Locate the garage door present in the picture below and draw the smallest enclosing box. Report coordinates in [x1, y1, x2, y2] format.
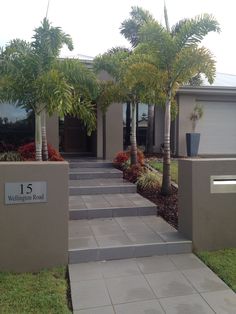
[197, 101, 236, 154]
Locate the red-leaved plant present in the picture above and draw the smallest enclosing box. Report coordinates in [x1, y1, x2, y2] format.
[18, 142, 64, 161]
[114, 149, 145, 169]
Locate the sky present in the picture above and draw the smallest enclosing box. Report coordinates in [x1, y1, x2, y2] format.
[1, 0, 236, 74]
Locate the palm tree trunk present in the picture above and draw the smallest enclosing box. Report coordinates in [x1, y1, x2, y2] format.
[35, 111, 42, 161]
[41, 109, 49, 161]
[146, 104, 154, 153]
[161, 92, 172, 195]
[130, 101, 138, 165]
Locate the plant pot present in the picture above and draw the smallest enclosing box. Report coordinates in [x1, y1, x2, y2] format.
[186, 133, 200, 157]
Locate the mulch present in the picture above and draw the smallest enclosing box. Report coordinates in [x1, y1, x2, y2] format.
[116, 159, 179, 230]
[138, 185, 178, 230]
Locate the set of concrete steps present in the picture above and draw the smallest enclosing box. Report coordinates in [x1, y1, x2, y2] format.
[68, 159, 192, 264]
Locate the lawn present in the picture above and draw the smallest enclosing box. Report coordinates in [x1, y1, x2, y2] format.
[148, 159, 178, 183]
[0, 266, 71, 313]
[198, 249, 236, 292]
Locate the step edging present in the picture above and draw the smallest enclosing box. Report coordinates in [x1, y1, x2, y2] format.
[69, 206, 157, 219]
[68, 241, 192, 263]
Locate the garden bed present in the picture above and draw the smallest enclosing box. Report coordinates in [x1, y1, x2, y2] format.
[114, 151, 179, 229]
[138, 185, 178, 229]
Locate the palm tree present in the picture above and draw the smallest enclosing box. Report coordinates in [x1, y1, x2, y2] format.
[32, 18, 74, 160]
[94, 48, 161, 165]
[139, 6, 220, 194]
[121, 6, 156, 153]
[0, 19, 97, 161]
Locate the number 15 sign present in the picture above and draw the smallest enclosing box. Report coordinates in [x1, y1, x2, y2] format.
[5, 182, 47, 205]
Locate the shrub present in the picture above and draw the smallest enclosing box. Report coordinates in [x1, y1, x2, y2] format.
[0, 151, 23, 161]
[137, 170, 161, 190]
[113, 151, 129, 168]
[18, 142, 64, 161]
[124, 164, 144, 183]
[114, 149, 145, 169]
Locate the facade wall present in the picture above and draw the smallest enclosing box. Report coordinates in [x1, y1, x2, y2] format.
[96, 107, 104, 158]
[46, 114, 59, 150]
[105, 102, 123, 160]
[0, 162, 68, 272]
[153, 106, 165, 153]
[178, 91, 236, 156]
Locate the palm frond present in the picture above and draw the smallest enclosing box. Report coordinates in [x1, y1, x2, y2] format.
[120, 6, 154, 47]
[173, 14, 220, 50]
[139, 22, 175, 68]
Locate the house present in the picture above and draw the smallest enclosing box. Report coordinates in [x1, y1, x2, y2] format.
[1, 64, 236, 159]
[151, 73, 236, 157]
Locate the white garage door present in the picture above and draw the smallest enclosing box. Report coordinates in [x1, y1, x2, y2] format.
[197, 101, 236, 154]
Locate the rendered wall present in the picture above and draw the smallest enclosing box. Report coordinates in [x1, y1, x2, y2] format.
[46, 114, 59, 150]
[153, 106, 165, 153]
[0, 162, 68, 272]
[178, 93, 236, 156]
[179, 158, 236, 251]
[105, 102, 123, 160]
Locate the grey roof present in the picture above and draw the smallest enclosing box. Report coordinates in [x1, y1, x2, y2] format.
[203, 72, 236, 87]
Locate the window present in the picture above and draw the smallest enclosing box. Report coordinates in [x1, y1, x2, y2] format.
[0, 103, 34, 151]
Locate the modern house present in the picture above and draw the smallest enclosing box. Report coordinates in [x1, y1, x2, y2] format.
[1, 64, 236, 159]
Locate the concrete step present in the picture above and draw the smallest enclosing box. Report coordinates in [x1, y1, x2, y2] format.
[68, 216, 192, 263]
[69, 178, 136, 195]
[69, 160, 114, 169]
[69, 167, 122, 180]
[69, 193, 157, 219]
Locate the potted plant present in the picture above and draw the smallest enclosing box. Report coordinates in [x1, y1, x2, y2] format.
[186, 104, 203, 157]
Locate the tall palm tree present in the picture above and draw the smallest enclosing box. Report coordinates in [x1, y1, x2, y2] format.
[94, 48, 161, 164]
[32, 18, 73, 160]
[121, 6, 156, 153]
[0, 19, 97, 161]
[139, 7, 220, 194]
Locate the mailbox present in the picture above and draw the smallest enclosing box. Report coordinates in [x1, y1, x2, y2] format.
[211, 175, 236, 193]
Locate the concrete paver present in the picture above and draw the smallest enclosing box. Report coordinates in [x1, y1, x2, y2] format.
[68, 160, 236, 313]
[69, 253, 236, 313]
[68, 216, 187, 249]
[159, 294, 215, 314]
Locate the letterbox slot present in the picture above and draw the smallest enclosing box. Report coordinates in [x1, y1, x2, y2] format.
[211, 175, 236, 193]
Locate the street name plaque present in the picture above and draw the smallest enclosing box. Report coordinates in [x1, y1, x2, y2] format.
[5, 182, 47, 205]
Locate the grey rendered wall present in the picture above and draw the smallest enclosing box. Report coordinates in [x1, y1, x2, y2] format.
[46, 114, 59, 150]
[0, 162, 68, 272]
[178, 93, 236, 156]
[153, 106, 165, 153]
[105, 102, 123, 160]
[96, 107, 104, 158]
[178, 94, 196, 156]
[179, 158, 236, 251]
[97, 70, 123, 160]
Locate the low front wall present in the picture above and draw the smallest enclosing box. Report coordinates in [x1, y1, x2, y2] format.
[179, 158, 236, 251]
[0, 162, 68, 272]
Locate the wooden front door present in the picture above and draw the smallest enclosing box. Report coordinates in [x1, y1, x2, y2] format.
[63, 116, 89, 152]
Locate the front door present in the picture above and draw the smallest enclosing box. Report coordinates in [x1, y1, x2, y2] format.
[60, 116, 95, 154]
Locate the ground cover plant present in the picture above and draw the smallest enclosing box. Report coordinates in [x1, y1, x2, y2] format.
[198, 249, 236, 292]
[0, 267, 71, 313]
[148, 159, 178, 183]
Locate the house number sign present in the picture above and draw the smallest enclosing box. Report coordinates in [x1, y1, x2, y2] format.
[5, 182, 47, 205]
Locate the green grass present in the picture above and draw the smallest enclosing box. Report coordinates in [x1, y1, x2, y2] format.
[148, 160, 178, 183]
[0, 266, 71, 314]
[197, 249, 236, 292]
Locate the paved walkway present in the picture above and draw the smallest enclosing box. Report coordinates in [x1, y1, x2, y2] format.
[69, 253, 236, 313]
[67, 159, 236, 313]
